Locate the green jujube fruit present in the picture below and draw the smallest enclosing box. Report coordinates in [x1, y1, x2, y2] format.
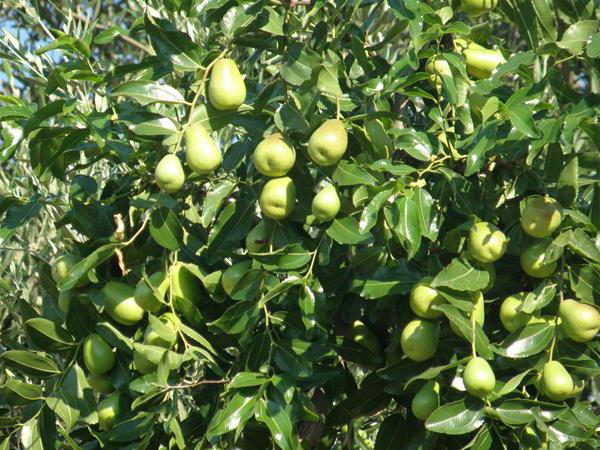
[87, 373, 114, 394]
[500, 292, 533, 332]
[520, 240, 557, 278]
[521, 196, 563, 238]
[559, 299, 600, 343]
[253, 135, 296, 177]
[208, 58, 246, 110]
[468, 222, 507, 263]
[311, 184, 341, 221]
[463, 48, 505, 79]
[307, 119, 348, 166]
[222, 260, 253, 297]
[51, 254, 87, 287]
[463, 357, 496, 397]
[83, 333, 115, 375]
[102, 281, 145, 326]
[259, 177, 296, 220]
[541, 361, 574, 401]
[171, 263, 202, 303]
[134, 272, 168, 313]
[461, 0, 498, 16]
[400, 319, 439, 362]
[144, 314, 178, 348]
[184, 123, 222, 174]
[409, 277, 445, 319]
[97, 394, 124, 431]
[411, 381, 440, 420]
[349, 320, 380, 354]
[155, 154, 185, 194]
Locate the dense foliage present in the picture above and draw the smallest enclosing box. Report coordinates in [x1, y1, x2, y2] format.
[1, 0, 600, 448]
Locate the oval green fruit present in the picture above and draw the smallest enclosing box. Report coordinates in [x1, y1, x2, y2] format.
[87, 373, 114, 395]
[468, 221, 507, 263]
[461, 0, 497, 16]
[155, 154, 185, 194]
[103, 281, 145, 326]
[97, 394, 124, 431]
[171, 263, 202, 303]
[425, 57, 452, 90]
[451, 291, 485, 339]
[308, 119, 348, 166]
[51, 254, 87, 287]
[246, 220, 271, 253]
[411, 381, 440, 420]
[184, 123, 222, 174]
[58, 291, 71, 314]
[349, 320, 380, 354]
[253, 135, 296, 177]
[259, 177, 296, 220]
[133, 350, 156, 375]
[463, 48, 505, 79]
[409, 277, 444, 319]
[134, 272, 168, 313]
[520, 240, 557, 278]
[400, 319, 439, 362]
[559, 299, 600, 343]
[463, 357, 496, 397]
[500, 292, 532, 332]
[541, 361, 574, 401]
[83, 333, 115, 375]
[311, 184, 341, 222]
[222, 260, 253, 297]
[521, 196, 563, 238]
[208, 58, 246, 110]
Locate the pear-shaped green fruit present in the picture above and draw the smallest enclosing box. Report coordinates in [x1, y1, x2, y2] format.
[349, 320, 380, 354]
[102, 282, 145, 326]
[171, 263, 202, 303]
[411, 381, 440, 420]
[559, 299, 600, 343]
[133, 351, 156, 375]
[521, 196, 563, 238]
[468, 222, 507, 263]
[463, 357, 496, 397]
[425, 57, 452, 90]
[520, 239, 556, 278]
[58, 291, 71, 314]
[461, 0, 497, 16]
[400, 319, 439, 362]
[463, 48, 505, 79]
[144, 314, 178, 349]
[184, 123, 222, 174]
[87, 373, 114, 394]
[51, 254, 87, 287]
[83, 333, 115, 375]
[308, 119, 348, 166]
[451, 291, 485, 339]
[134, 272, 168, 313]
[312, 184, 341, 221]
[500, 292, 533, 332]
[222, 260, 253, 297]
[155, 154, 185, 193]
[259, 177, 296, 220]
[409, 277, 445, 319]
[246, 220, 271, 253]
[98, 394, 125, 431]
[208, 58, 246, 110]
[254, 134, 296, 177]
[541, 361, 574, 401]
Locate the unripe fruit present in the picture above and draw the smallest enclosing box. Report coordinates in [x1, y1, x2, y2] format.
[87, 373, 114, 394]
[144, 314, 178, 348]
[308, 119, 348, 166]
[246, 220, 270, 253]
[400, 319, 439, 362]
[468, 222, 507, 263]
[83, 334, 115, 375]
[349, 320, 380, 354]
[134, 272, 168, 313]
[171, 263, 201, 303]
[51, 254, 87, 287]
[499, 292, 532, 332]
[559, 299, 600, 343]
[463, 48, 506, 79]
[425, 57, 452, 90]
[570, 374, 585, 398]
[409, 277, 444, 319]
[451, 291, 485, 339]
[253, 135, 296, 177]
[521, 196, 563, 238]
[133, 351, 156, 375]
[97, 394, 124, 431]
[411, 381, 440, 420]
[541, 361, 574, 401]
[520, 240, 557, 278]
[221, 260, 253, 297]
[184, 123, 222, 174]
[58, 291, 71, 314]
[155, 154, 185, 194]
[208, 58, 246, 111]
[102, 282, 145, 326]
[259, 177, 296, 220]
[311, 184, 341, 222]
[461, 0, 498, 16]
[463, 357, 496, 397]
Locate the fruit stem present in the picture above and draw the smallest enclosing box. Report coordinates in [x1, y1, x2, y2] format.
[336, 95, 341, 120]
